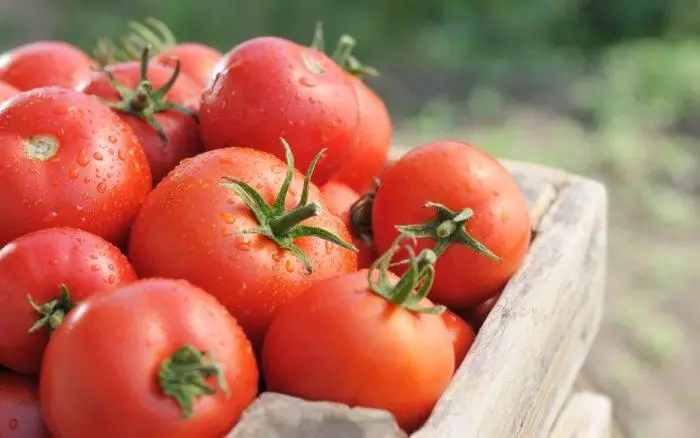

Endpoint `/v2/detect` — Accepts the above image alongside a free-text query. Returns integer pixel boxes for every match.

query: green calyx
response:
[99,45,197,146]
[368,239,444,314]
[396,202,502,261]
[349,178,380,248]
[94,17,177,67]
[27,284,74,333]
[221,139,357,274]
[310,22,379,78]
[158,345,229,419]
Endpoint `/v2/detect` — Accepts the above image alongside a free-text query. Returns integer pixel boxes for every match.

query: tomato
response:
[128,142,357,351]
[372,140,531,308]
[330,77,392,193]
[40,278,258,438]
[0,81,19,104]
[200,37,360,185]
[263,245,454,433]
[0,370,49,437]
[0,42,94,91]
[156,44,223,89]
[0,87,152,247]
[320,180,376,268]
[78,49,203,184]
[441,309,476,369]
[0,227,137,375]
[463,292,501,331]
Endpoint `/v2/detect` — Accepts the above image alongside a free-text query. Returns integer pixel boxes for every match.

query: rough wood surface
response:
[549,392,612,438]
[227,156,608,438]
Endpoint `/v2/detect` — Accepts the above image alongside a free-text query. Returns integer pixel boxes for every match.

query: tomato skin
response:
[155,43,223,89]
[372,141,531,308]
[0,87,152,247]
[463,292,501,330]
[77,61,203,184]
[0,227,137,375]
[0,370,49,437]
[263,269,454,433]
[0,81,19,104]
[200,37,360,185]
[127,148,357,351]
[40,278,259,438]
[320,180,376,269]
[330,78,392,193]
[441,309,476,369]
[0,42,94,91]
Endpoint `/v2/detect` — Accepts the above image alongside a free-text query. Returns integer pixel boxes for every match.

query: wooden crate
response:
[227,159,610,438]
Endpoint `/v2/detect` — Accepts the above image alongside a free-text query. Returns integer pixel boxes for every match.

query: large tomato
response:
[156,44,222,89]
[0,41,94,91]
[78,50,203,184]
[128,143,357,351]
[40,278,259,438]
[0,80,19,104]
[0,370,49,437]
[263,247,454,433]
[320,180,376,268]
[0,87,152,247]
[200,37,360,185]
[0,227,137,375]
[372,140,531,308]
[330,77,392,193]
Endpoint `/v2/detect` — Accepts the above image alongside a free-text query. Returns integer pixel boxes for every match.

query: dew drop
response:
[97,182,107,193]
[220,213,236,224]
[272,253,282,262]
[117,149,126,161]
[69,168,80,179]
[90,264,101,271]
[285,259,295,273]
[298,76,316,88]
[77,151,90,167]
[108,275,116,284]
[236,240,251,252]
[42,211,58,223]
[324,241,334,254]
[8,418,18,430]
[93,151,104,161]
[108,135,117,144]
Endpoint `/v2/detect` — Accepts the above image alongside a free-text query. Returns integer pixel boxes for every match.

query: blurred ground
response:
[2,1,699,436]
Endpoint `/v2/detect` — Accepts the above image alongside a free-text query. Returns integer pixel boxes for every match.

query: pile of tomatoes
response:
[0,19,532,438]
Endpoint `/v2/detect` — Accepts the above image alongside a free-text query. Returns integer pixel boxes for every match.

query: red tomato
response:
[321,180,376,268]
[330,77,392,193]
[200,37,360,185]
[441,309,476,369]
[78,55,203,184]
[156,43,223,89]
[463,292,501,331]
[263,268,454,433]
[0,42,94,91]
[0,81,19,103]
[128,144,357,351]
[372,140,531,308]
[0,87,152,247]
[0,370,49,437]
[0,227,137,375]
[40,278,259,438]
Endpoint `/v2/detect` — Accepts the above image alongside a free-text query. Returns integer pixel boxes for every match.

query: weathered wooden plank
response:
[413,176,607,438]
[549,392,612,438]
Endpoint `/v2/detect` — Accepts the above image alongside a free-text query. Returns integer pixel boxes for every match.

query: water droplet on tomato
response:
[28,167,38,174]
[93,151,104,161]
[69,168,80,179]
[299,76,316,88]
[108,135,117,144]
[8,418,18,430]
[324,241,334,254]
[77,150,90,167]
[108,275,116,284]
[285,259,295,273]
[42,211,58,223]
[271,252,282,262]
[117,149,126,161]
[221,213,236,224]
[81,192,89,201]
[90,253,98,260]
[90,264,100,271]
[236,240,251,252]
[97,182,107,193]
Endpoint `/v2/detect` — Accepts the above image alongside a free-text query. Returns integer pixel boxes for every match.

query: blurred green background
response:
[2,1,698,436]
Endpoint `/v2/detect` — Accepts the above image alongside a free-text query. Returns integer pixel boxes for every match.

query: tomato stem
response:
[308,23,379,78]
[367,238,444,314]
[27,284,74,333]
[158,345,229,419]
[221,139,357,274]
[94,17,176,67]
[397,202,502,261]
[97,44,198,147]
[349,178,379,248]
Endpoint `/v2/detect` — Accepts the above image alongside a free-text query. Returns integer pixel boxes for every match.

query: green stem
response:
[269,202,321,236]
[332,35,357,66]
[27,284,74,333]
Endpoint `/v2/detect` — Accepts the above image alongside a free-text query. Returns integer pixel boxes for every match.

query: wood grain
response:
[549,392,612,438]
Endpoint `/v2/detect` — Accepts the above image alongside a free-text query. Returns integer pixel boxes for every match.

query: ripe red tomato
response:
[0,227,137,375]
[463,292,501,330]
[372,140,531,308]
[0,87,152,247]
[0,42,94,91]
[441,309,476,369]
[78,53,203,184]
[0,80,19,103]
[263,267,454,433]
[156,43,223,89]
[321,180,376,268]
[128,144,357,351]
[330,77,392,193]
[0,370,49,437]
[200,37,360,185]
[40,278,259,438]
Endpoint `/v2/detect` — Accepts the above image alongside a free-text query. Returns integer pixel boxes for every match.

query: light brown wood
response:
[549,392,612,438]
[228,154,609,438]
